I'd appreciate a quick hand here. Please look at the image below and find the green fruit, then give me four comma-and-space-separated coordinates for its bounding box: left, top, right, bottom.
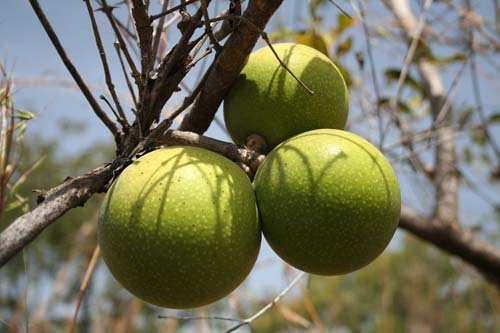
254, 129, 400, 275
224, 43, 349, 149
98, 147, 261, 309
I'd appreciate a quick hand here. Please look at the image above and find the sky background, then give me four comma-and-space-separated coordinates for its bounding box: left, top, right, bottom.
1, 0, 499, 304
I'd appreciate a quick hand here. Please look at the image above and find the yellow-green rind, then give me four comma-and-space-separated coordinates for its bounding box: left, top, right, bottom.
254, 129, 400, 275
98, 147, 261, 308
224, 43, 349, 148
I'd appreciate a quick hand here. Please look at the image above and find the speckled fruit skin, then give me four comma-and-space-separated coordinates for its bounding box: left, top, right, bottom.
254, 129, 401, 275
98, 147, 261, 309
224, 43, 349, 149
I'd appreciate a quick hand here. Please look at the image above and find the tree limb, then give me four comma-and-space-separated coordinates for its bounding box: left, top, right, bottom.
0, 162, 117, 267
179, 0, 284, 133
399, 206, 500, 286
0, 130, 262, 268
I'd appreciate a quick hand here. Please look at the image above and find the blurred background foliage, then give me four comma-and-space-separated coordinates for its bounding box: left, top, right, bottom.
1, 0, 499, 332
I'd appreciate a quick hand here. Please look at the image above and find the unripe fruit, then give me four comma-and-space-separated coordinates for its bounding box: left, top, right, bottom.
254, 129, 400, 275
224, 43, 349, 149
98, 147, 261, 309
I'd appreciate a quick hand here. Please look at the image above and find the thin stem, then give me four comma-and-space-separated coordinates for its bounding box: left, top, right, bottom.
28, 0, 118, 136
114, 41, 138, 110
201, 0, 221, 51
209, 14, 315, 95
150, 0, 200, 22
356, 0, 383, 146
389, 0, 434, 114
328, 0, 352, 18
223, 272, 306, 333
69, 245, 101, 333
100, 0, 141, 89
152, 0, 170, 64
84, 0, 129, 128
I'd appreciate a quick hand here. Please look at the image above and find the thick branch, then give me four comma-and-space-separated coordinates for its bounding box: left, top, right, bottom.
0, 162, 117, 267
130, 0, 154, 86
0, 130, 262, 267
399, 206, 500, 286
159, 129, 264, 171
179, 0, 284, 133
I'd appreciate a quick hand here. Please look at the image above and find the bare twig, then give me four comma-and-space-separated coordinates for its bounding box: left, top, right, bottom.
356, 0, 383, 145
158, 315, 241, 323
150, 0, 200, 22
114, 41, 138, 109
223, 272, 306, 333
464, 0, 500, 164
100, 0, 141, 89
28, 0, 119, 136
389, 0, 434, 114
152, 0, 170, 63
69, 245, 101, 333
84, 0, 129, 128
0, 162, 118, 267
328, 0, 352, 19
201, 0, 221, 51
178, 0, 284, 133
208, 14, 315, 95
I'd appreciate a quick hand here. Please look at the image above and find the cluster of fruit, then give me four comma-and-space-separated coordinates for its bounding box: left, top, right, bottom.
98, 43, 401, 309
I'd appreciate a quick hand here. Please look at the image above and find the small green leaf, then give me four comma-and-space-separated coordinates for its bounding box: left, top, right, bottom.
384, 68, 422, 92
338, 14, 355, 34
295, 29, 329, 56
14, 109, 36, 121
471, 127, 487, 146
336, 37, 352, 56
433, 53, 468, 65
378, 97, 411, 113
489, 113, 500, 124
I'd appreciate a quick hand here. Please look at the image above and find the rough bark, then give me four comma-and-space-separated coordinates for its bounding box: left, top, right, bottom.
0, 162, 117, 266
178, 0, 284, 133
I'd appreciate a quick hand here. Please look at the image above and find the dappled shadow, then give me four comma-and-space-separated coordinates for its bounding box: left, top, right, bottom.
98, 147, 260, 308
255, 131, 400, 275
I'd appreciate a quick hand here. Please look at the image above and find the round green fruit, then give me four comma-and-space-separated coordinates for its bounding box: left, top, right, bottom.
224, 43, 349, 149
254, 129, 400, 275
98, 147, 261, 309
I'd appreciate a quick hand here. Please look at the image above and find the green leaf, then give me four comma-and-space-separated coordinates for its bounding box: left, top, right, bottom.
384, 68, 422, 92
336, 36, 352, 56
14, 109, 36, 121
295, 29, 329, 56
489, 113, 500, 124
433, 53, 468, 65
378, 97, 411, 113
338, 14, 355, 34
471, 127, 487, 146
4, 198, 28, 213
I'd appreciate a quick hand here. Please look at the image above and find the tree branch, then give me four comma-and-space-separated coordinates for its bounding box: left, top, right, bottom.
178, 0, 284, 134
0, 130, 262, 268
28, 0, 119, 137
399, 206, 500, 286
0, 162, 117, 267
